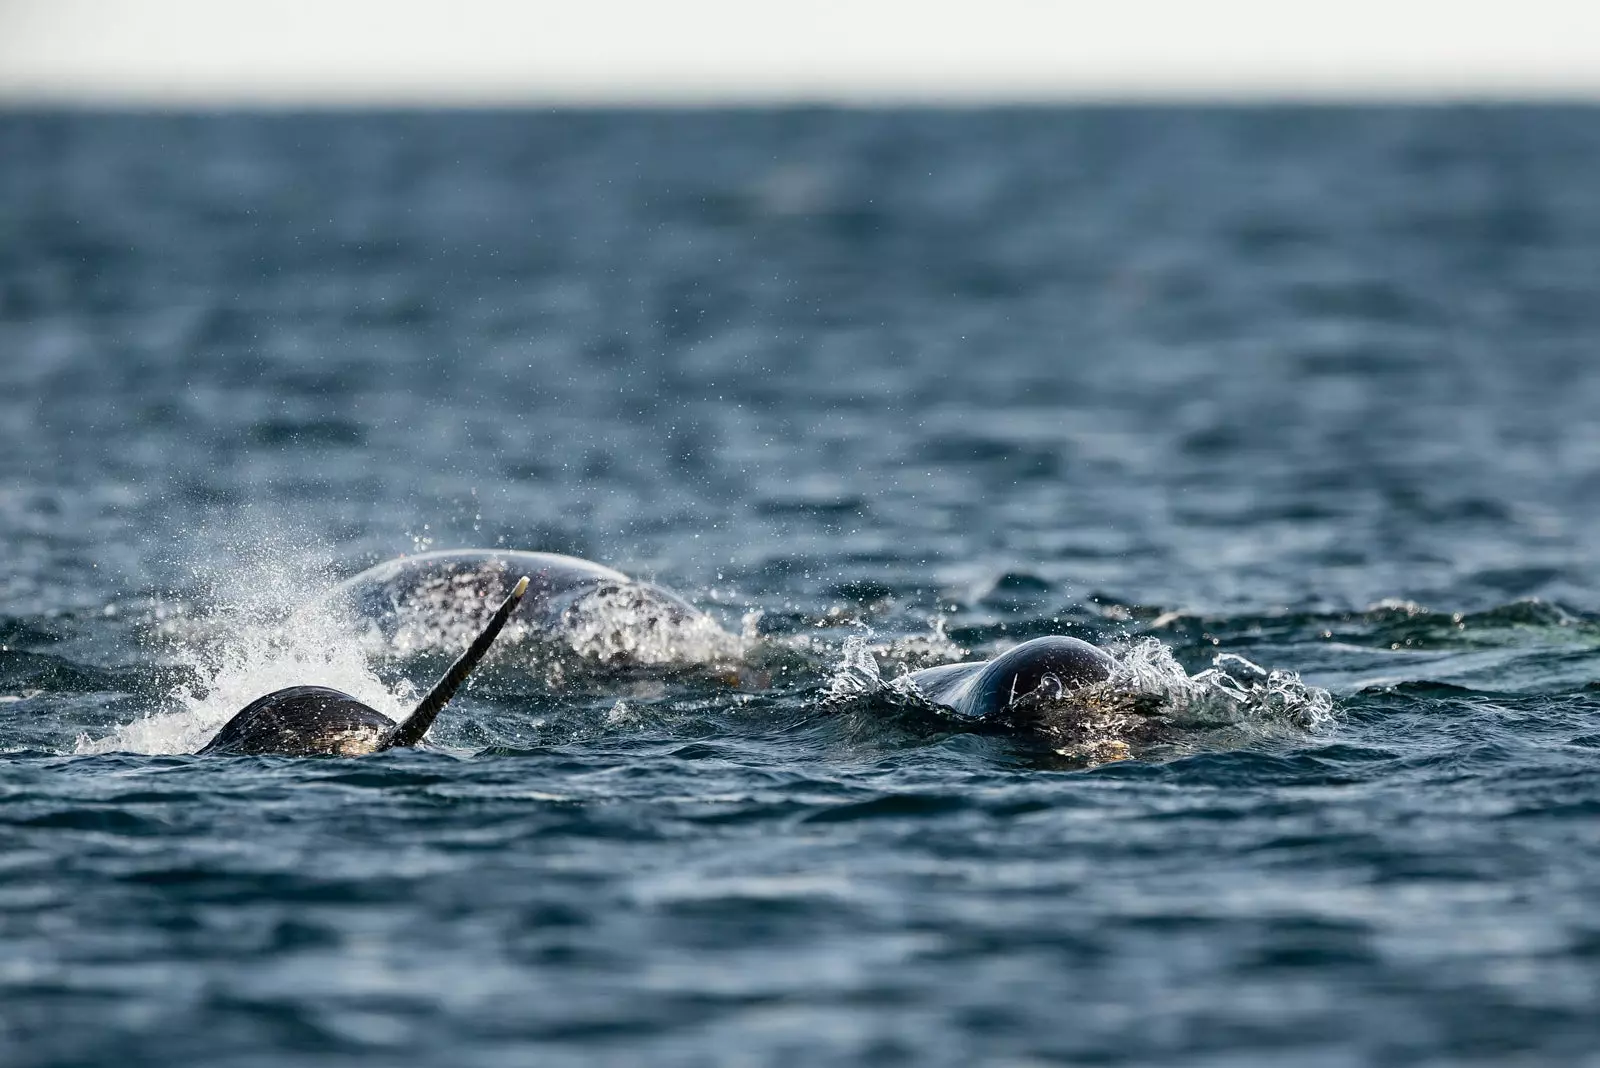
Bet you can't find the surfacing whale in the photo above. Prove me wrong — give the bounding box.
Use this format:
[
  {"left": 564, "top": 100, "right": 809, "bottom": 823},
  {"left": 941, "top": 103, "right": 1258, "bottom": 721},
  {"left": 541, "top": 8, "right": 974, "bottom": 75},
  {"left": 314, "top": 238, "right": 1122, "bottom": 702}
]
[
  {"left": 907, "top": 635, "right": 1116, "bottom": 722},
  {"left": 323, "top": 549, "right": 734, "bottom": 666},
  {"left": 198, "top": 576, "right": 530, "bottom": 756}
]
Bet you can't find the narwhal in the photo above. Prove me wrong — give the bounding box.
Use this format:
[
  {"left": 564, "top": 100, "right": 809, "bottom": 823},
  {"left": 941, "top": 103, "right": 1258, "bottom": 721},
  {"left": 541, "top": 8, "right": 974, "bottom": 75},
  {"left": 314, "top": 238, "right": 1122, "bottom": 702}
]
[
  {"left": 906, "top": 635, "right": 1116, "bottom": 721},
  {"left": 907, "top": 635, "right": 1167, "bottom": 763},
  {"left": 197, "top": 576, "right": 530, "bottom": 756},
  {"left": 320, "top": 549, "right": 733, "bottom": 666}
]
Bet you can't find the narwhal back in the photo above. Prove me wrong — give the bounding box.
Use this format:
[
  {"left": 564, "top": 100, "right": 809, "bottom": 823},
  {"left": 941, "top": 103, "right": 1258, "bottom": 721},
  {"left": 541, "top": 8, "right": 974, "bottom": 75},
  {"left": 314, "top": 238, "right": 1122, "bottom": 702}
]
[
  {"left": 910, "top": 636, "right": 1115, "bottom": 720},
  {"left": 198, "top": 685, "right": 397, "bottom": 757}
]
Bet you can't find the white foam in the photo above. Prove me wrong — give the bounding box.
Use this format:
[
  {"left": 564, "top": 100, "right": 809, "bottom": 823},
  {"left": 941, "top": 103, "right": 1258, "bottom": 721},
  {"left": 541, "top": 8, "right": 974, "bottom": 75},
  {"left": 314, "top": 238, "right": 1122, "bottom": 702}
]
[
  {"left": 78, "top": 533, "right": 412, "bottom": 756},
  {"left": 557, "top": 585, "right": 746, "bottom": 667},
  {"left": 76, "top": 617, "right": 411, "bottom": 756},
  {"left": 1108, "top": 637, "right": 1337, "bottom": 731},
  {"left": 333, "top": 570, "right": 747, "bottom": 678},
  {"left": 827, "top": 631, "right": 1336, "bottom": 742}
]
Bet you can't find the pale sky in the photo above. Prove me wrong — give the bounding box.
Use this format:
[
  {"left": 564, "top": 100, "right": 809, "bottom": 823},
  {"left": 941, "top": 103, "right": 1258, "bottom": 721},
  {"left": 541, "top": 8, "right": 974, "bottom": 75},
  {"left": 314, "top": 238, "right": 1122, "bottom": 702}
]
[{"left": 3, "top": 0, "right": 1600, "bottom": 104}]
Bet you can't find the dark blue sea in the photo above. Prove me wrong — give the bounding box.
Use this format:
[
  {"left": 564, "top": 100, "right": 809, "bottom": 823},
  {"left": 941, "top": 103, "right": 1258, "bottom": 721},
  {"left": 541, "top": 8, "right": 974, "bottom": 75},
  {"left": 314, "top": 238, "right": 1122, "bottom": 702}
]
[{"left": 4, "top": 108, "right": 1600, "bottom": 1066}]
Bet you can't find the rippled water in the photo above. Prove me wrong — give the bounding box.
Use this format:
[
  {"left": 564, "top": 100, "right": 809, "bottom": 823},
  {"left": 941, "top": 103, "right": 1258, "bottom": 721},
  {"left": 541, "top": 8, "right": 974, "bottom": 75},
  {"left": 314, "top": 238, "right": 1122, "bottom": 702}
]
[{"left": 4, "top": 108, "right": 1600, "bottom": 1066}]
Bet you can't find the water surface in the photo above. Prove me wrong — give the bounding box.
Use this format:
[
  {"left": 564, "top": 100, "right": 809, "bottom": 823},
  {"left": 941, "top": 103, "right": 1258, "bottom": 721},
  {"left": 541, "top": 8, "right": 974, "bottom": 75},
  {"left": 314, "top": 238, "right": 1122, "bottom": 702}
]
[{"left": 4, "top": 108, "right": 1600, "bottom": 1066}]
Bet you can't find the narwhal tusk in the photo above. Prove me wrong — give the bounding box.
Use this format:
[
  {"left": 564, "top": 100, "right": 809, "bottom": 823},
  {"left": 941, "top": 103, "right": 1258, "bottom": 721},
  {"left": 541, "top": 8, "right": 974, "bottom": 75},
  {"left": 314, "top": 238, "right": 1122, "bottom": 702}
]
[{"left": 379, "top": 575, "right": 530, "bottom": 750}]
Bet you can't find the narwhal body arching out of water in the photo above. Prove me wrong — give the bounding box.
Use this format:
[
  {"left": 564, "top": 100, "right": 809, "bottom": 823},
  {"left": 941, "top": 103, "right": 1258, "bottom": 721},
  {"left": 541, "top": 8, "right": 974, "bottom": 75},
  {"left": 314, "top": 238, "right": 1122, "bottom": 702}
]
[
  {"left": 198, "top": 576, "right": 531, "bottom": 756},
  {"left": 320, "top": 549, "right": 737, "bottom": 667},
  {"left": 906, "top": 635, "right": 1117, "bottom": 721}
]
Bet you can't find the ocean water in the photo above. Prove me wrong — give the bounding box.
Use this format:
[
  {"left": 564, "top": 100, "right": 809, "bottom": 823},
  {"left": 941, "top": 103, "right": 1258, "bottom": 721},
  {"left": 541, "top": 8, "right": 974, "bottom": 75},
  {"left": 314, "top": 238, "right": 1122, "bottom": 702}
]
[{"left": 3, "top": 108, "right": 1600, "bottom": 1066}]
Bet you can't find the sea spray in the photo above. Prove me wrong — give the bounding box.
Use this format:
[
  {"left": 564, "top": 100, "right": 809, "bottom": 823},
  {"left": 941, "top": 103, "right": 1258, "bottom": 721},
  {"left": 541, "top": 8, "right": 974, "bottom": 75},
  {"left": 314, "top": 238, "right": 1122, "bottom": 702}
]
[
  {"left": 1107, "top": 638, "right": 1337, "bottom": 731},
  {"left": 823, "top": 629, "right": 1336, "bottom": 760},
  {"left": 78, "top": 535, "right": 410, "bottom": 756}
]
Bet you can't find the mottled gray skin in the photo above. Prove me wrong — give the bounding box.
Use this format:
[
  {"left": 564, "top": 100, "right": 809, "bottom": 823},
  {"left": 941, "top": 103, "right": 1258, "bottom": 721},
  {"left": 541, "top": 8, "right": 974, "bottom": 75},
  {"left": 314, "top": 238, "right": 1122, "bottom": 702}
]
[
  {"left": 198, "top": 686, "right": 394, "bottom": 757},
  {"left": 909, "top": 636, "right": 1115, "bottom": 721},
  {"left": 325, "top": 549, "right": 711, "bottom": 652}
]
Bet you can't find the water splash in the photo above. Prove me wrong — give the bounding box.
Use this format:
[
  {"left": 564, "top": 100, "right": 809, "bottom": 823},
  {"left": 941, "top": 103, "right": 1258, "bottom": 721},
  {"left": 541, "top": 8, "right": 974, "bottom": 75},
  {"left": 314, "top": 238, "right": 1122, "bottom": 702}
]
[
  {"left": 823, "top": 630, "right": 940, "bottom": 706},
  {"left": 77, "top": 536, "right": 411, "bottom": 756},
  {"left": 556, "top": 585, "right": 746, "bottom": 668},
  {"left": 824, "top": 631, "right": 1336, "bottom": 762},
  {"left": 819, "top": 619, "right": 967, "bottom": 698},
  {"left": 1108, "top": 638, "right": 1336, "bottom": 731},
  {"left": 327, "top": 566, "right": 748, "bottom": 686}
]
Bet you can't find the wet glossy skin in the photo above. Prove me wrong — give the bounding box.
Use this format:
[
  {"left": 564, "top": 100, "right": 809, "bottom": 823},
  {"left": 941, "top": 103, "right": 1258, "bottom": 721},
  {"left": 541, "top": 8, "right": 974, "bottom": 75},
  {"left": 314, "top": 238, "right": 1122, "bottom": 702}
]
[
  {"left": 197, "top": 685, "right": 395, "bottom": 757},
  {"left": 908, "top": 636, "right": 1116, "bottom": 720}
]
